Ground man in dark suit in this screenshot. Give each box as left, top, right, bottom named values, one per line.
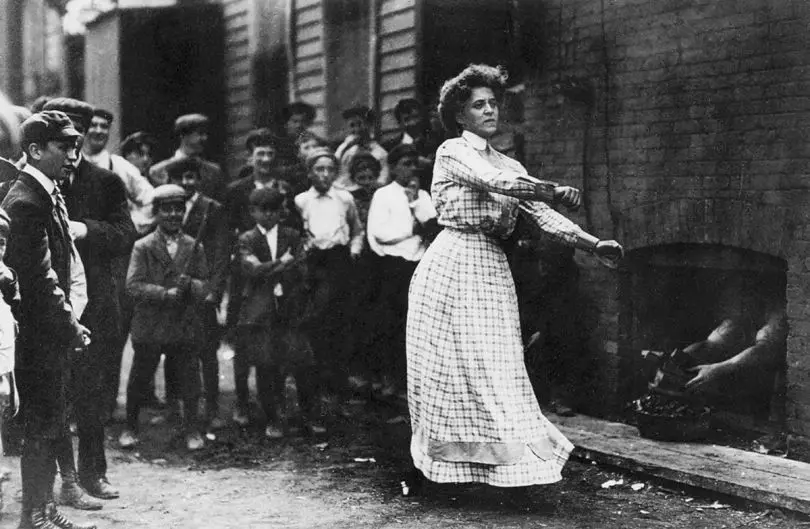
left=149, top=113, right=227, bottom=201
left=2, top=110, right=94, bottom=529
left=43, top=98, right=136, bottom=501
left=163, top=157, right=230, bottom=431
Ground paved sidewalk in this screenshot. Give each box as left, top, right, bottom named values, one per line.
left=551, top=413, right=810, bottom=515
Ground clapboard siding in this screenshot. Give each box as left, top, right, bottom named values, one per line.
left=292, top=0, right=327, bottom=138
left=221, top=0, right=253, bottom=175
left=376, top=0, right=418, bottom=135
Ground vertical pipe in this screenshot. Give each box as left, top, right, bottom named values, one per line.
left=368, top=0, right=379, bottom=136
left=285, top=0, right=296, bottom=102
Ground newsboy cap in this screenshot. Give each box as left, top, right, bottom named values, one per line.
left=152, top=184, right=187, bottom=204
left=42, top=98, right=94, bottom=130
left=174, top=113, right=209, bottom=135
left=387, top=143, right=419, bottom=167
left=341, top=106, right=374, bottom=122
left=20, top=111, right=81, bottom=146
left=165, top=157, right=201, bottom=182
left=120, top=131, right=156, bottom=156
left=283, top=101, right=316, bottom=123
left=92, top=108, right=114, bottom=124
left=305, top=147, right=337, bottom=172
left=245, top=128, right=278, bottom=152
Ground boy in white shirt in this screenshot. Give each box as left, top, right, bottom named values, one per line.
left=366, top=144, right=438, bottom=398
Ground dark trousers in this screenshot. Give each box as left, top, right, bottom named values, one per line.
left=20, top=436, right=62, bottom=511
left=15, top=368, right=68, bottom=510
left=305, top=246, right=352, bottom=394
left=127, top=343, right=200, bottom=433
left=70, top=338, right=113, bottom=483
left=237, top=363, right=319, bottom=424
left=375, top=256, right=417, bottom=387
left=165, top=306, right=220, bottom=410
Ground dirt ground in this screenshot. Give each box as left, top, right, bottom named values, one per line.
left=0, top=344, right=807, bottom=529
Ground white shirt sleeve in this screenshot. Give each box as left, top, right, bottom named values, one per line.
left=69, top=247, right=88, bottom=320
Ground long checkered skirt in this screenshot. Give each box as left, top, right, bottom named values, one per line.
left=407, top=229, right=573, bottom=486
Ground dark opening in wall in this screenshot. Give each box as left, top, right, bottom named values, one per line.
left=619, top=244, right=787, bottom=427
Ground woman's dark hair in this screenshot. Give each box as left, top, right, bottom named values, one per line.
left=437, top=64, right=508, bottom=137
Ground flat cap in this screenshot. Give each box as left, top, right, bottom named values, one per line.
left=245, top=128, right=278, bottom=152
left=387, top=143, right=419, bottom=167
left=165, top=157, right=201, bottom=182
left=305, top=147, right=337, bottom=172
left=341, top=105, right=374, bottom=122
left=152, top=183, right=187, bottom=204
left=120, top=131, right=156, bottom=156
left=92, top=108, right=114, bottom=124
left=174, top=113, right=209, bottom=135
left=283, top=101, right=316, bottom=123
left=20, top=111, right=81, bottom=146
left=42, top=98, right=94, bottom=130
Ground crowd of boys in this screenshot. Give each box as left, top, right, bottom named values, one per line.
left=0, top=91, right=458, bottom=528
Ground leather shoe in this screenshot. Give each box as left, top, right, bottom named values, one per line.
left=57, top=483, right=102, bottom=511
left=47, top=503, right=97, bottom=529
left=80, top=478, right=119, bottom=500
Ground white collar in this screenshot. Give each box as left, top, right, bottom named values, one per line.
left=187, top=192, right=200, bottom=205
left=401, top=132, right=415, bottom=145
left=22, top=164, right=57, bottom=200
left=461, top=130, right=489, bottom=151
left=256, top=223, right=278, bottom=237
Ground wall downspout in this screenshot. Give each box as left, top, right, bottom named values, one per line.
left=368, top=0, right=379, bottom=136
left=285, top=0, right=296, bottom=102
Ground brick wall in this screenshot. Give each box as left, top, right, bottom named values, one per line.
left=524, top=0, right=810, bottom=434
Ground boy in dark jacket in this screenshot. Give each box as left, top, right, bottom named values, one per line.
left=121, top=184, right=209, bottom=451
left=234, top=187, right=323, bottom=437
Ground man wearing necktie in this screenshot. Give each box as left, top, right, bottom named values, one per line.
left=2, top=110, right=95, bottom=529
left=42, top=98, right=136, bottom=503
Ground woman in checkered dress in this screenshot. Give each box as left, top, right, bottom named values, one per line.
left=406, top=64, right=623, bottom=492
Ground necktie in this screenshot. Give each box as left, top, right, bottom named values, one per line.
left=53, top=186, right=75, bottom=255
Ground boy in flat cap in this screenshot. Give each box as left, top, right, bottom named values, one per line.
left=334, top=106, right=389, bottom=190
left=42, top=97, right=136, bottom=502
left=122, top=184, right=209, bottom=451
left=163, top=157, right=230, bottom=431
left=149, top=113, right=227, bottom=202
left=2, top=110, right=95, bottom=529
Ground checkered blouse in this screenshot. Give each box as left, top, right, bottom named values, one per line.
left=432, top=131, right=587, bottom=245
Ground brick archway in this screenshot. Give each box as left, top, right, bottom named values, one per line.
left=618, top=198, right=792, bottom=258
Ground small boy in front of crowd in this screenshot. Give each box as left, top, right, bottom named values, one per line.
left=234, top=187, right=323, bottom=437
left=121, top=184, right=209, bottom=451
